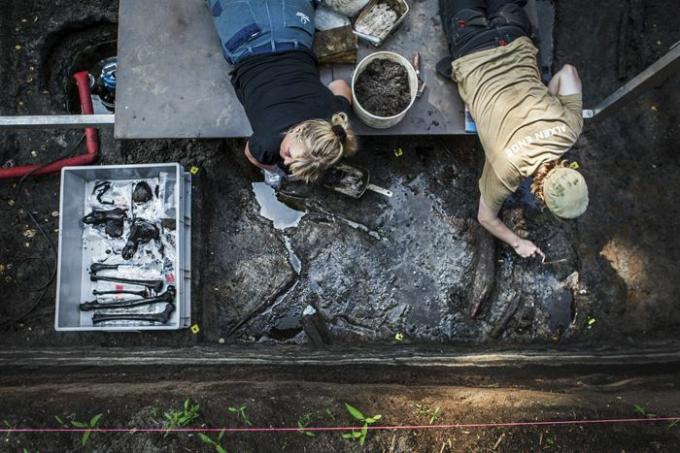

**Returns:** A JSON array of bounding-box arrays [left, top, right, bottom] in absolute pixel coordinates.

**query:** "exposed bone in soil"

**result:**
[[354, 59, 411, 116]]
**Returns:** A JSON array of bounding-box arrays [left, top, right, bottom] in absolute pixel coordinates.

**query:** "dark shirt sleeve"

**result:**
[[334, 95, 352, 115], [248, 134, 282, 166]]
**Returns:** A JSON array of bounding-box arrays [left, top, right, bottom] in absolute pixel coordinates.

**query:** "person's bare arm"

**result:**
[[477, 196, 545, 259], [328, 79, 352, 104], [244, 142, 277, 171], [548, 64, 582, 96]]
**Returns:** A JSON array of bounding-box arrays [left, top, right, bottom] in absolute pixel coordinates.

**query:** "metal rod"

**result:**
[[0, 114, 115, 129], [584, 41, 680, 120]]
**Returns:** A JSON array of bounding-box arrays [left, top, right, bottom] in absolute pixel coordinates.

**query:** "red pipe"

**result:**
[[0, 71, 100, 180]]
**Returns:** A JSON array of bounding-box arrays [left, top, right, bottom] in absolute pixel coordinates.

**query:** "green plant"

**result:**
[[668, 419, 680, 429], [70, 413, 103, 446], [164, 399, 200, 437], [633, 404, 657, 418], [341, 403, 382, 447], [227, 405, 252, 426], [297, 413, 316, 438], [22, 449, 40, 453], [198, 430, 228, 453], [415, 404, 442, 425], [54, 416, 69, 428]]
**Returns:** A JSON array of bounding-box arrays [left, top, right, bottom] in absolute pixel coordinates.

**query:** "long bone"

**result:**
[[92, 303, 175, 324], [80, 286, 175, 311], [90, 274, 164, 292], [92, 288, 149, 298]]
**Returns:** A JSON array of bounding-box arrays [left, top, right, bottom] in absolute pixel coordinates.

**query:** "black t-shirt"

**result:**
[[231, 50, 351, 168]]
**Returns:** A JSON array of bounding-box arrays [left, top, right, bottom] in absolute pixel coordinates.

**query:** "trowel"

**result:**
[[322, 163, 393, 199]]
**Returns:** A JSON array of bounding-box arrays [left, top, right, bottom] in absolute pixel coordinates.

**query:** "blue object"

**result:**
[[208, 0, 316, 65]]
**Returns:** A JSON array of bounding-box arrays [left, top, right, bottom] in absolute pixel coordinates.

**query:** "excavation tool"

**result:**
[[93, 288, 149, 298], [90, 274, 164, 292], [92, 303, 175, 324], [80, 286, 175, 311], [412, 52, 426, 98], [322, 163, 393, 199]]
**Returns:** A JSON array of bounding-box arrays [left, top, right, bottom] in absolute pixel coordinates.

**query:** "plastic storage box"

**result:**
[[55, 163, 191, 331]]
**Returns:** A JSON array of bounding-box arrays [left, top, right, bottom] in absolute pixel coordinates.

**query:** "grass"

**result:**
[[55, 413, 103, 446], [198, 430, 228, 453], [415, 404, 442, 425], [164, 399, 200, 437], [227, 405, 252, 426], [342, 403, 382, 447]]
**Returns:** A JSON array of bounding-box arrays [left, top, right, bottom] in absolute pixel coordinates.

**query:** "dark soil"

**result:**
[[2, 0, 680, 451], [2, 367, 680, 453], [354, 58, 411, 117], [0, 0, 680, 349]]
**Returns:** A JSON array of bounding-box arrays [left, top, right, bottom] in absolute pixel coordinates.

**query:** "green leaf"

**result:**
[[90, 413, 103, 427], [198, 433, 214, 445], [342, 433, 354, 439], [668, 419, 680, 429], [71, 421, 87, 428], [218, 429, 225, 441], [54, 416, 64, 426], [81, 430, 91, 446], [633, 404, 646, 415], [352, 430, 363, 439], [228, 407, 238, 413], [216, 445, 228, 453], [365, 414, 382, 424], [304, 431, 315, 438], [345, 403, 365, 421]]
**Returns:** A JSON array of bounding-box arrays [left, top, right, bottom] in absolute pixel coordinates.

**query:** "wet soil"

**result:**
[[0, 0, 680, 351], [2, 367, 680, 452], [354, 59, 411, 116]]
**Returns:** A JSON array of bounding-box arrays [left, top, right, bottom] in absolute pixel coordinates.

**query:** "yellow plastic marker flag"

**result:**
[[190, 166, 200, 175], [394, 147, 404, 158], [569, 161, 580, 170], [191, 324, 200, 334], [395, 332, 404, 342]]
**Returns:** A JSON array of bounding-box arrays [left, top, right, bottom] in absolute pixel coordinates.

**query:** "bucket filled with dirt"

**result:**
[[352, 51, 418, 129]]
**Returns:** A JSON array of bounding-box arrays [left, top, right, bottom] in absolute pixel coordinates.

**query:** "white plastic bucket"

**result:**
[[351, 51, 418, 129]]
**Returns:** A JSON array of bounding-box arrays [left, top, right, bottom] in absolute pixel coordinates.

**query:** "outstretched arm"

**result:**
[[477, 196, 545, 259], [244, 142, 276, 171], [328, 79, 352, 103], [548, 64, 582, 96]]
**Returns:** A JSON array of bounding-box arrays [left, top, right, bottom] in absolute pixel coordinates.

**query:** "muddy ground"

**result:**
[[1, 0, 679, 349], [2, 0, 680, 451], [1, 365, 680, 453]]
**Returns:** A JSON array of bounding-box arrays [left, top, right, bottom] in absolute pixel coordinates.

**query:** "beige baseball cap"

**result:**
[[543, 167, 589, 219]]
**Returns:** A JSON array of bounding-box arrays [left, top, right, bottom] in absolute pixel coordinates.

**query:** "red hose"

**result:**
[[0, 71, 100, 180]]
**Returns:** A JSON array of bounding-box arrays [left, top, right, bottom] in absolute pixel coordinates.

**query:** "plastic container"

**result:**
[[55, 163, 191, 331], [353, 0, 409, 46], [351, 51, 418, 129]]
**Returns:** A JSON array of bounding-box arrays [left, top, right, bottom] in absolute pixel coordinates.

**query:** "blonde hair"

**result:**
[[287, 112, 359, 183], [531, 159, 570, 203]]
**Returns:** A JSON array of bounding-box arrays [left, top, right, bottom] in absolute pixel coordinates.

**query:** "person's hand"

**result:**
[[513, 239, 545, 259]]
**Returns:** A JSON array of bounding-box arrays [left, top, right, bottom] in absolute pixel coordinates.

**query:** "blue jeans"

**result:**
[[439, 0, 530, 59], [207, 0, 316, 64]]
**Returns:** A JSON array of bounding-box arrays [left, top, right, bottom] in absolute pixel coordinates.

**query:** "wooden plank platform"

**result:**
[[115, 0, 551, 139]]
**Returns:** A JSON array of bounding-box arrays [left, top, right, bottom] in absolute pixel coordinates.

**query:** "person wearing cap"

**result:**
[[207, 0, 358, 188], [438, 0, 587, 258]]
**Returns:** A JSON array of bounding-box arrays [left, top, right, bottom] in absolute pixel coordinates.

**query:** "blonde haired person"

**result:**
[[208, 0, 357, 186], [439, 0, 588, 258]]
